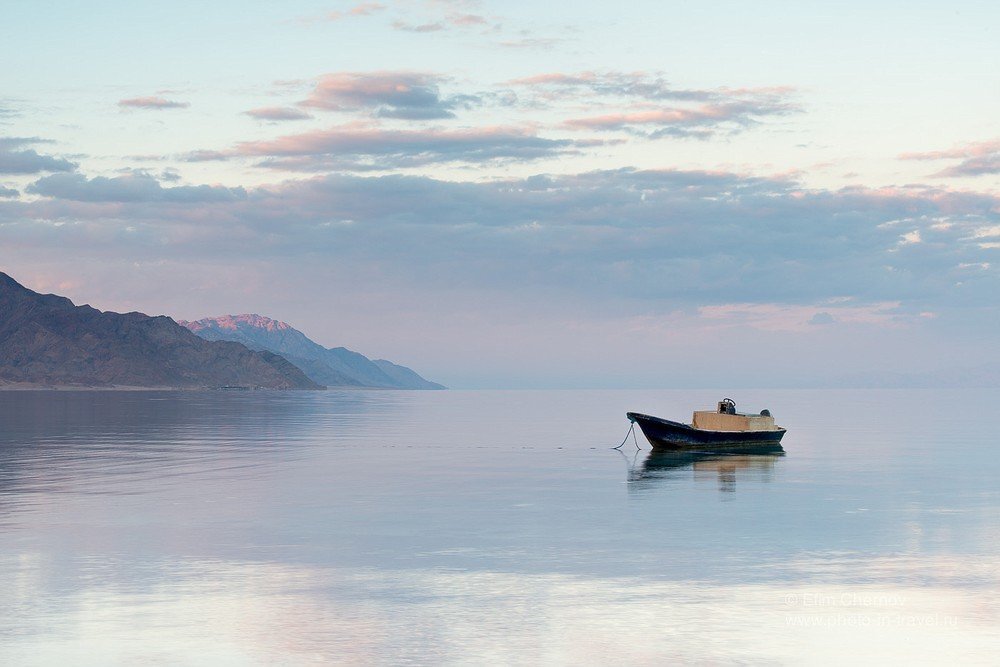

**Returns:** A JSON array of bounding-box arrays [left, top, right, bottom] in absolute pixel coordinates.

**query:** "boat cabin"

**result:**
[[691, 399, 776, 432]]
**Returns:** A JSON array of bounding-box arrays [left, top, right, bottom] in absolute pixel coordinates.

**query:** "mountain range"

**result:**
[[0, 272, 319, 389], [178, 314, 444, 390], [0, 272, 442, 390]]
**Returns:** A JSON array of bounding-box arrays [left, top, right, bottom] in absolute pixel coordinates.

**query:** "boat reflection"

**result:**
[[624, 445, 785, 493]]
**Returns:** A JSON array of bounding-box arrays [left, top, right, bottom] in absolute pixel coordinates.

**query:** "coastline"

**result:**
[[0, 384, 214, 391], [0, 383, 434, 391]]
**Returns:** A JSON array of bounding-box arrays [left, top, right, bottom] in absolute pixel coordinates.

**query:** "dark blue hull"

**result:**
[[627, 412, 786, 451]]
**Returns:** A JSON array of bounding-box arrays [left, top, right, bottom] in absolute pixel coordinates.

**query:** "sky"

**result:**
[[1, 0, 998, 388]]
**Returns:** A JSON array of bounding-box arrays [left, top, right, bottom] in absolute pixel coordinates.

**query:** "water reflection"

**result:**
[[2, 389, 999, 663], [0, 558, 998, 665], [625, 446, 785, 493], [2, 555, 994, 665], [0, 390, 398, 503]]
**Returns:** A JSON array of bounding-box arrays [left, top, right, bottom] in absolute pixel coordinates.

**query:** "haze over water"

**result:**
[[1, 389, 998, 663]]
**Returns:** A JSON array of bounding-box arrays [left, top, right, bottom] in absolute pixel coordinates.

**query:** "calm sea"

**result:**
[[1, 389, 998, 664]]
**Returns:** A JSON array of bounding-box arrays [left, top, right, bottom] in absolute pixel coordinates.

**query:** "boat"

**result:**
[[626, 398, 786, 451]]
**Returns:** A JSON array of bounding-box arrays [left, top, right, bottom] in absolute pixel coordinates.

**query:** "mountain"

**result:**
[[372, 358, 443, 388], [179, 314, 445, 390], [0, 273, 320, 389]]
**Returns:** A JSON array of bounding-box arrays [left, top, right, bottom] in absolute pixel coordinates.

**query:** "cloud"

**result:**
[[300, 72, 476, 119], [26, 172, 246, 203], [940, 155, 1000, 177], [118, 96, 190, 110], [0, 137, 51, 149], [510, 72, 724, 102], [900, 139, 1000, 161], [392, 13, 494, 33], [701, 302, 897, 331], [0, 137, 76, 174], [509, 72, 797, 138], [183, 150, 230, 162], [901, 139, 1000, 177], [563, 102, 792, 138], [0, 149, 75, 175], [449, 13, 489, 27], [8, 168, 997, 318], [0, 185, 18, 198], [497, 37, 562, 49], [279, 70, 792, 141], [391, 20, 446, 32], [390, 9, 499, 34], [322, 2, 385, 21], [297, 2, 385, 25], [227, 123, 589, 170], [244, 107, 313, 121]]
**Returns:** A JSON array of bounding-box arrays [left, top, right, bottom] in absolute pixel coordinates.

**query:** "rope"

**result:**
[[614, 421, 642, 450]]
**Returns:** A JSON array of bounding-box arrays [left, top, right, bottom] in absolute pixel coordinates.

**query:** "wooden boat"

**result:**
[[627, 398, 786, 451]]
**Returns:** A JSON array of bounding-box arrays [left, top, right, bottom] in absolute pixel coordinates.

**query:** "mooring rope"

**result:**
[[614, 421, 641, 450]]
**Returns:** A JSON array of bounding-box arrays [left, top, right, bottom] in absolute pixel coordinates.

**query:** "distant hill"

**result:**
[[0, 273, 320, 389], [179, 314, 445, 390]]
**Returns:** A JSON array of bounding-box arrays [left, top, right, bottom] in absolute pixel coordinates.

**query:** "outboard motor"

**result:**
[[718, 398, 737, 415]]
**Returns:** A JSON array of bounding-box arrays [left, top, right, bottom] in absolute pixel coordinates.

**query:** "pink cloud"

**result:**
[[448, 13, 488, 26], [506, 72, 599, 86], [299, 72, 467, 120], [900, 139, 1000, 178], [900, 139, 1000, 161], [563, 100, 794, 139], [320, 2, 386, 22], [244, 107, 313, 121], [346, 2, 384, 16], [504, 71, 796, 136], [506, 71, 793, 105], [564, 106, 731, 129], [391, 20, 446, 32], [389, 10, 497, 33], [221, 122, 588, 169], [119, 96, 189, 110], [497, 37, 561, 49]]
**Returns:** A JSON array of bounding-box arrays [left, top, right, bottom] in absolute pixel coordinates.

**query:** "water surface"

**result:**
[[1, 389, 998, 663]]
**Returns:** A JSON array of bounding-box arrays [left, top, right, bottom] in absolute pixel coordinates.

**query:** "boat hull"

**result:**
[[627, 412, 786, 451]]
